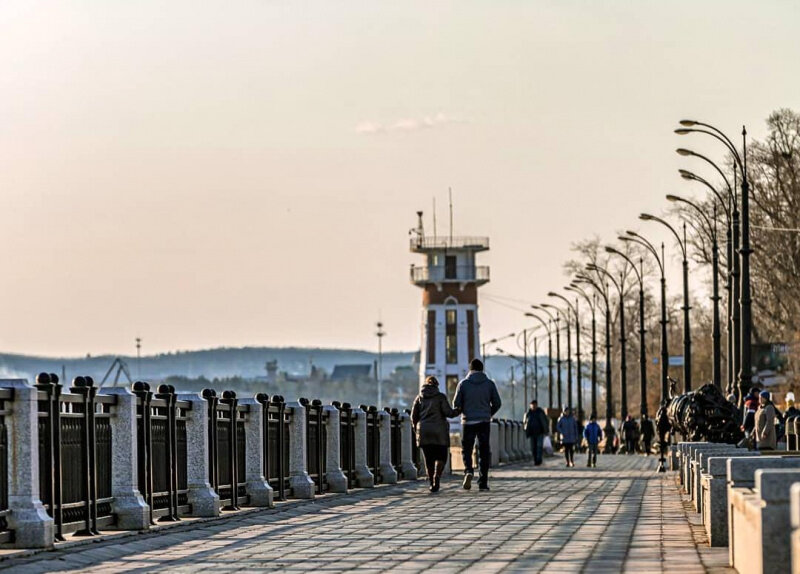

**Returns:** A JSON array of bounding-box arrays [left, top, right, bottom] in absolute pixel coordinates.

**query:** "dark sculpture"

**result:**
[[665, 381, 743, 444]]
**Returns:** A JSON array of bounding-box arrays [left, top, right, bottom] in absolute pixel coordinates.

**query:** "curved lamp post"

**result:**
[[567, 283, 598, 418], [676, 119, 751, 404], [575, 273, 615, 453], [640, 212, 692, 393], [550, 292, 582, 423], [606, 247, 648, 419], [543, 303, 570, 413], [532, 305, 561, 410], [667, 193, 722, 389], [525, 312, 553, 408]]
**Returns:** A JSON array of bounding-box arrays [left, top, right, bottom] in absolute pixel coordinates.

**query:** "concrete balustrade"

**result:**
[[701, 452, 761, 546], [352, 407, 375, 488], [498, 420, 509, 463], [378, 411, 398, 485]]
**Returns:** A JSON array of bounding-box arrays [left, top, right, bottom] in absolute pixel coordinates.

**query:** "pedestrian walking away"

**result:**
[[410, 376, 460, 493], [640, 414, 655, 456], [453, 358, 502, 491], [621, 415, 639, 455], [583, 413, 603, 468], [556, 407, 579, 467], [523, 399, 549, 466]]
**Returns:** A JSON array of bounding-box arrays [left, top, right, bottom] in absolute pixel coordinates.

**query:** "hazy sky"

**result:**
[[1, 1, 799, 358]]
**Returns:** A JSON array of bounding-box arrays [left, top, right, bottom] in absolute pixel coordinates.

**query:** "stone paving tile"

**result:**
[[0, 455, 735, 573]]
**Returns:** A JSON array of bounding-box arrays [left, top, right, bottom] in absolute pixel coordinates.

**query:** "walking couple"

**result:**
[[411, 359, 502, 493]]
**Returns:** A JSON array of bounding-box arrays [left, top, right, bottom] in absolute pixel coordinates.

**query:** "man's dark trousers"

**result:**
[[462, 421, 491, 485], [529, 435, 544, 465]]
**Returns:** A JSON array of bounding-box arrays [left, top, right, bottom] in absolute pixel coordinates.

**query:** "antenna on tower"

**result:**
[[448, 187, 454, 243]]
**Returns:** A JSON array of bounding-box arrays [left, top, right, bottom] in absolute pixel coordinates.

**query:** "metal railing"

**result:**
[[386, 408, 402, 479], [404, 408, 422, 475], [300, 398, 327, 494], [202, 389, 248, 511], [134, 382, 190, 523], [410, 265, 490, 283], [257, 394, 289, 500], [36, 373, 116, 539], [410, 236, 490, 250], [0, 388, 11, 543], [333, 402, 356, 489], [361, 405, 381, 484]]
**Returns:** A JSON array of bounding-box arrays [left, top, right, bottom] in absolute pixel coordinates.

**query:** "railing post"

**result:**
[[132, 382, 155, 525], [102, 387, 149, 530], [378, 410, 398, 484], [69, 376, 98, 536], [155, 384, 180, 522], [220, 390, 239, 511], [176, 393, 220, 517], [351, 407, 374, 488], [3, 379, 53, 548], [239, 397, 273, 507], [322, 405, 348, 493], [497, 419, 508, 463], [285, 401, 315, 499], [398, 412, 418, 479], [35, 373, 63, 541]]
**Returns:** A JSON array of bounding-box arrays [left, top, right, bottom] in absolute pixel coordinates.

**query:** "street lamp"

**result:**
[[482, 332, 515, 371], [549, 292, 582, 424], [666, 193, 722, 389], [516, 325, 540, 409], [525, 312, 553, 409], [574, 274, 615, 453], [678, 168, 737, 395], [588, 264, 628, 421], [533, 305, 561, 410], [567, 283, 598, 418], [606, 247, 648, 419], [676, 120, 752, 404], [640, 212, 692, 393], [543, 303, 570, 413]]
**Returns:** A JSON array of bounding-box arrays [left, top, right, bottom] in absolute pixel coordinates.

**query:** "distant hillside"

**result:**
[[0, 346, 417, 385]]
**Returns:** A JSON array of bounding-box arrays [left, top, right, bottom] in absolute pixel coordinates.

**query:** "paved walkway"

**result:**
[[2, 455, 732, 573]]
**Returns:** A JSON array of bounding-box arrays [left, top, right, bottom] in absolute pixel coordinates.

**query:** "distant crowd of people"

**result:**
[[738, 387, 799, 450]]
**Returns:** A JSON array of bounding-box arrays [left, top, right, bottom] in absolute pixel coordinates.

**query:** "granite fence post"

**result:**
[[323, 405, 348, 493], [378, 411, 398, 484], [352, 407, 375, 488], [2, 379, 54, 548], [398, 413, 418, 479], [286, 401, 315, 499], [176, 393, 220, 517], [102, 387, 150, 530], [498, 420, 509, 463], [239, 398, 273, 507]]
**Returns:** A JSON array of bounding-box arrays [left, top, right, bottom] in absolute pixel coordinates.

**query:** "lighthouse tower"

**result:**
[[409, 211, 490, 400]]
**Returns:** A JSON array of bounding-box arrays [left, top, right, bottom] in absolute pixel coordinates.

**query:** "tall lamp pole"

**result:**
[[667, 194, 722, 389], [550, 292, 582, 424], [526, 312, 553, 408], [606, 248, 648, 418], [533, 305, 561, 410], [676, 121, 749, 402], [567, 284, 598, 417], [376, 321, 386, 408], [640, 213, 692, 393], [543, 303, 570, 412], [575, 274, 615, 452]]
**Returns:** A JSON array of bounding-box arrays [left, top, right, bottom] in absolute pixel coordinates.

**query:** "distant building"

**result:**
[[409, 211, 489, 399], [330, 364, 373, 382]]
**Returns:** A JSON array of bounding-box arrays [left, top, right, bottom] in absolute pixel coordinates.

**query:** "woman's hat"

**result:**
[[760, 390, 771, 399], [424, 376, 439, 387]]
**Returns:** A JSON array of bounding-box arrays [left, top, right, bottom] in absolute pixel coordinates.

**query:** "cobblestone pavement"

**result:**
[[3, 455, 733, 573]]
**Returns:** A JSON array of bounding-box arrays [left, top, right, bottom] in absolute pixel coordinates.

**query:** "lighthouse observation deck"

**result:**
[[409, 236, 489, 252], [410, 264, 490, 285]]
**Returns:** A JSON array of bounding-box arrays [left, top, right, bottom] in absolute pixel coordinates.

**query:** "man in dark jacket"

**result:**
[[523, 400, 549, 466], [640, 414, 655, 456], [453, 358, 502, 491], [621, 415, 639, 455]]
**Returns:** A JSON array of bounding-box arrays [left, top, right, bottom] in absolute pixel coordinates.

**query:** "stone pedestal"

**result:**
[[103, 388, 150, 530], [286, 402, 315, 499], [702, 453, 760, 546], [3, 379, 54, 548], [378, 411, 398, 485], [352, 408, 375, 488], [239, 398, 273, 507], [398, 413, 418, 479], [177, 393, 220, 517], [323, 405, 348, 493], [498, 420, 509, 463], [790, 483, 800, 574], [489, 421, 500, 467]]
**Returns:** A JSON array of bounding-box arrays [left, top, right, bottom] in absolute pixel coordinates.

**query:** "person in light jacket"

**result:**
[[556, 407, 579, 467], [755, 390, 777, 451], [411, 376, 459, 492]]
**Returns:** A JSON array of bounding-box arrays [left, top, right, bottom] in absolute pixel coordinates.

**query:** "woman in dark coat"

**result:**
[[410, 376, 459, 492]]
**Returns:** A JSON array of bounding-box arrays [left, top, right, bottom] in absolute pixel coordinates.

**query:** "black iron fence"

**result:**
[[133, 382, 190, 523], [257, 394, 289, 500], [300, 398, 327, 494], [0, 387, 11, 543], [202, 389, 248, 510], [36, 373, 115, 539], [361, 405, 381, 484], [333, 402, 356, 488], [386, 408, 402, 479]]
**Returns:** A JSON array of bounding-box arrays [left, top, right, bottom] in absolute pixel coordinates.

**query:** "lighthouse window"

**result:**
[[445, 256, 457, 279], [426, 310, 436, 365], [445, 309, 458, 364]]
